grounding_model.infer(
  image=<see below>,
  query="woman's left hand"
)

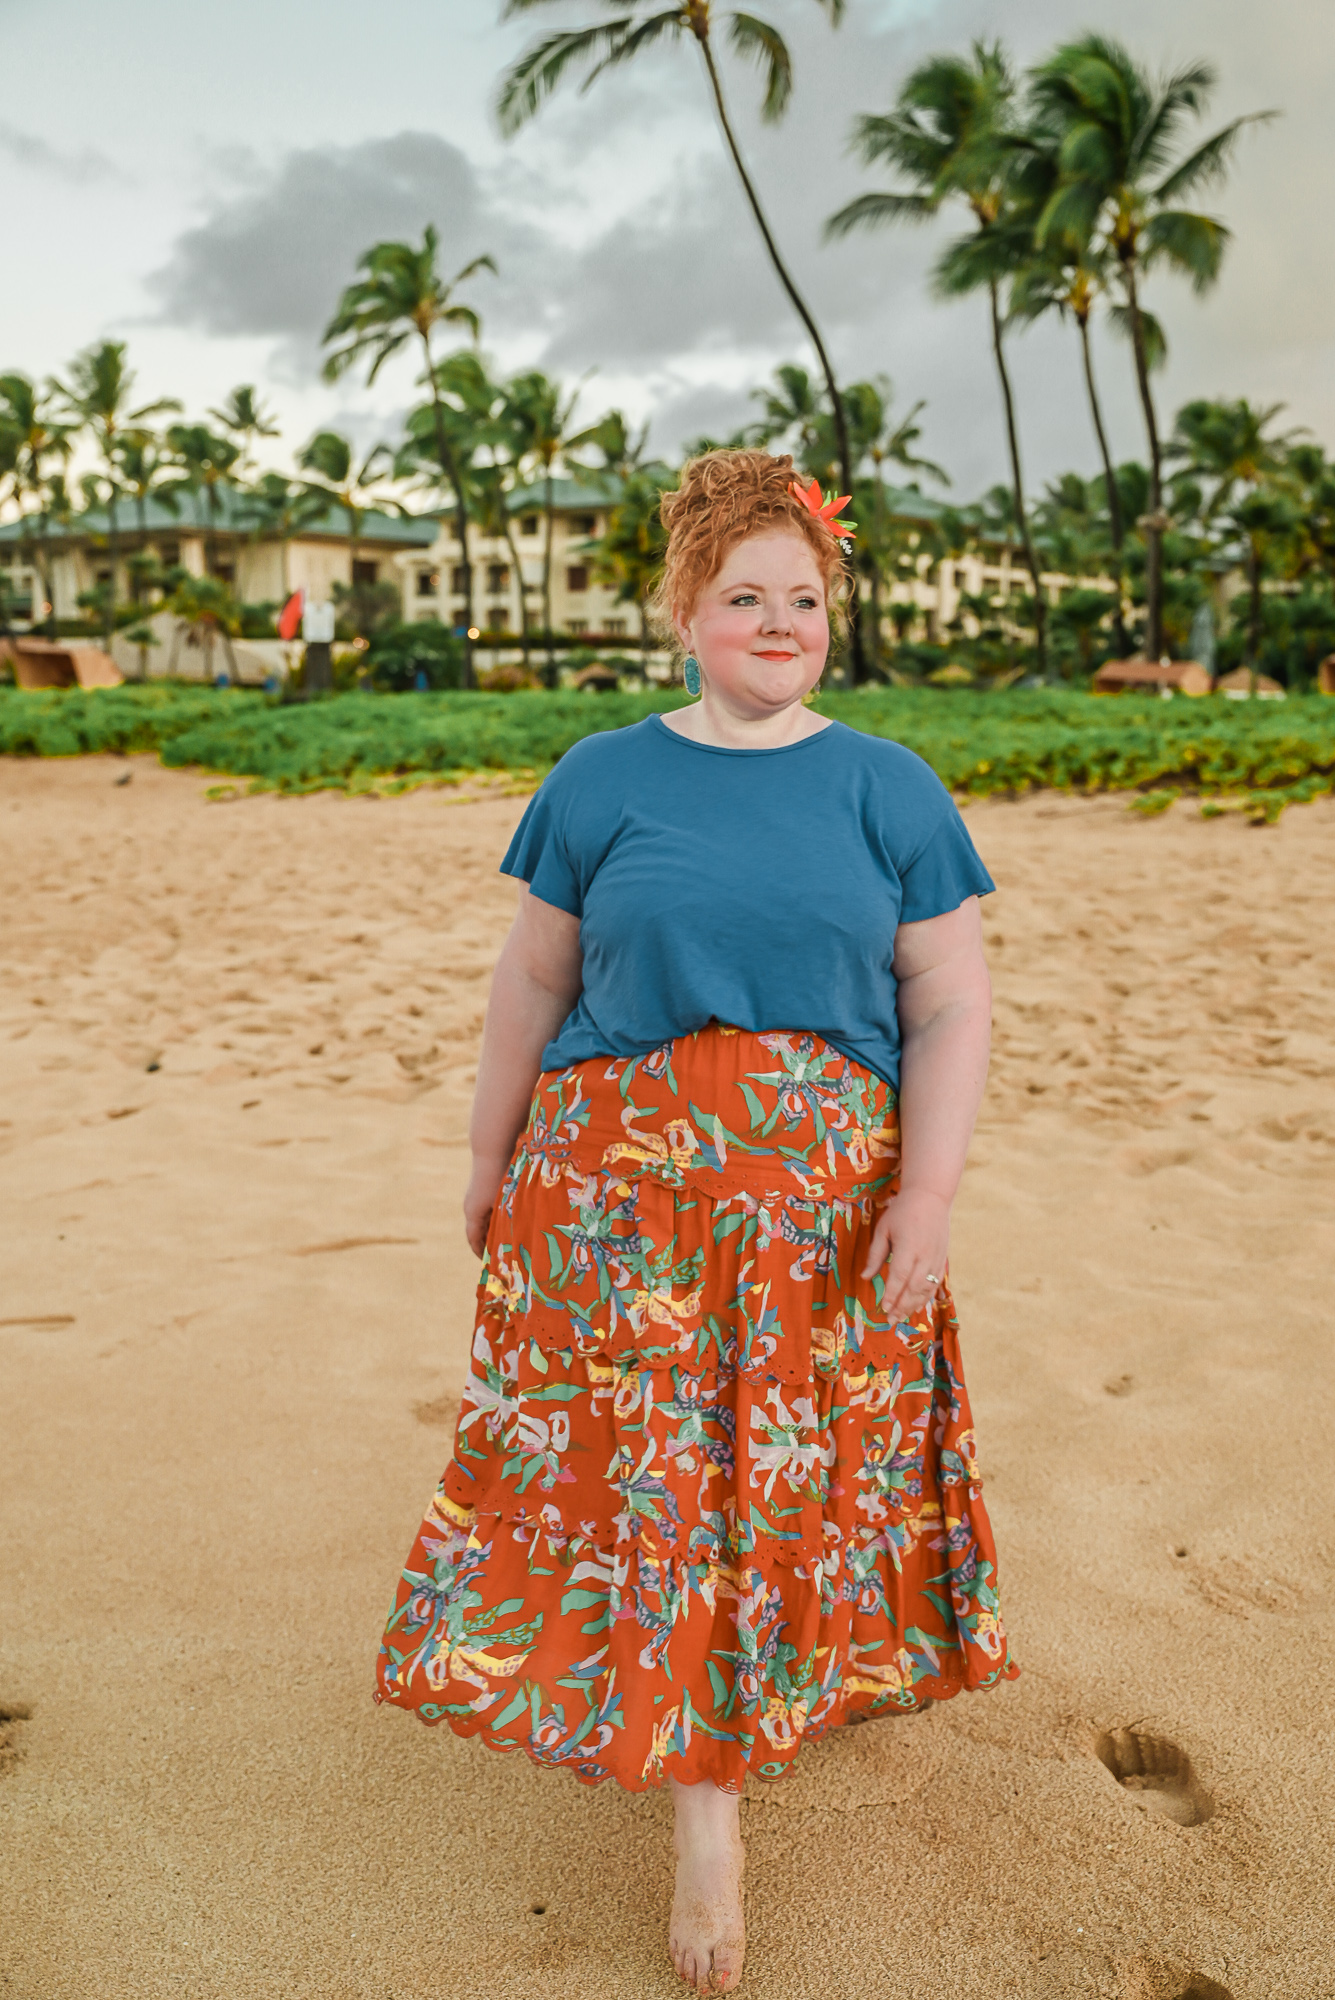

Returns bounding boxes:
[861,1186,951,1321]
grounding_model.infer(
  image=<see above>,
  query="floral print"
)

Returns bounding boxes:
[376,1026,1016,1790]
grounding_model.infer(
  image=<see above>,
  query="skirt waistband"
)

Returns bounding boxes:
[523,1026,899,1198]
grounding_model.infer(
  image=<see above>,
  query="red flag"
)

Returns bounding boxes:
[278,589,304,641]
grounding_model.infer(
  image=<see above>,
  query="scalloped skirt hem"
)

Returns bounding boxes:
[373,1656,1018,1794]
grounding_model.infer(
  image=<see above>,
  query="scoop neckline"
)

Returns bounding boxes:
[649,713,840,757]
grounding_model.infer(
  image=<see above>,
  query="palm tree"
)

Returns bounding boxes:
[0,418,20,637]
[112,432,179,552]
[1027,36,1274,661]
[502,369,603,683]
[828,42,1051,677]
[1169,398,1303,687]
[165,573,242,684]
[237,473,330,600]
[295,430,393,594]
[207,384,280,476]
[0,373,75,635]
[844,377,948,673]
[568,408,652,481]
[322,227,495,679]
[1009,237,1131,655]
[52,342,180,643]
[592,467,674,667]
[498,0,868,676]
[748,364,830,478]
[163,424,242,579]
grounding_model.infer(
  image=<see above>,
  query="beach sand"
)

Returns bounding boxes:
[1,755,1331,1999]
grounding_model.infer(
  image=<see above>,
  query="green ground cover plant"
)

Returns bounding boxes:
[2,684,1334,820]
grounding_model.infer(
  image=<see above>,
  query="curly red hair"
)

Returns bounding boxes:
[652,449,850,639]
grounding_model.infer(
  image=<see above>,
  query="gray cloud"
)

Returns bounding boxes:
[0,120,125,184]
[146,131,546,363]
[142,0,1335,497]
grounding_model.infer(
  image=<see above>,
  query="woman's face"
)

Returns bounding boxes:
[676,530,830,715]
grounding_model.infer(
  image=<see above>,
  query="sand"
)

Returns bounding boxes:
[1,754,1331,2000]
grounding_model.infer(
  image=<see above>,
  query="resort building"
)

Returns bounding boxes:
[0,489,437,628]
[1,470,1103,671]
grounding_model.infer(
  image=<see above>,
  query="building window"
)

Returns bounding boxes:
[566,565,589,593]
[450,564,470,594]
[486,606,510,630]
[352,558,379,585]
[520,514,539,538]
[94,567,112,586]
[211,562,235,585]
[486,562,510,593]
[566,619,588,635]
[416,569,439,598]
[605,618,627,637]
[569,513,597,537]
[157,539,180,566]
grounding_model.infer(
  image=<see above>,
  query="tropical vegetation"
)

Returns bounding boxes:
[1,681,1332,821]
[1,24,1330,706]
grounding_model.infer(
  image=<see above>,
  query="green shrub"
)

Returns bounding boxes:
[2,682,1334,818]
[364,620,465,692]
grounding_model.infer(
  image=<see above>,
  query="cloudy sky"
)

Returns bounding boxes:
[1,0,1328,500]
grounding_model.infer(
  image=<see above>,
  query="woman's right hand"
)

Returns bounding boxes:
[463,1156,506,1258]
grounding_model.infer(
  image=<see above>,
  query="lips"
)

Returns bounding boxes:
[755,650,796,661]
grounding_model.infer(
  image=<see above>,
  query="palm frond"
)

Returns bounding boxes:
[1130,57,1216,178]
[933,227,1014,300]
[497,20,637,134]
[727,12,793,123]
[322,326,409,386]
[825,189,935,239]
[439,303,483,341]
[1107,300,1167,371]
[1142,208,1229,292]
[1153,112,1276,204]
[452,253,499,286]
[582,10,684,93]
[1035,176,1104,252]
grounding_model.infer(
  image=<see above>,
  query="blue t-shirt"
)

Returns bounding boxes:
[502,714,994,1090]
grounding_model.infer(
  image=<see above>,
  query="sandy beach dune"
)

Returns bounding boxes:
[1,756,1332,1998]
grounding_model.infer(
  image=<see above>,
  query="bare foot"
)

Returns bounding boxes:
[668,1777,746,1994]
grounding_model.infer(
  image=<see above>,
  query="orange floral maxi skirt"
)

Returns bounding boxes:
[375,1026,1017,1790]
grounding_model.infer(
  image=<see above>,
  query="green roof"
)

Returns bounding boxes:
[0,485,437,549]
[505,474,626,514]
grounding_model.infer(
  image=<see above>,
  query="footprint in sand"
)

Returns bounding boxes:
[1120,1963,1233,2000]
[1095,1727,1213,1827]
[413,1394,459,1428]
[1104,1373,1134,1397]
[1188,1555,1304,1618]
[0,1702,32,1776]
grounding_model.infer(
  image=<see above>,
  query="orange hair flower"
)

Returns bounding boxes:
[788,476,857,542]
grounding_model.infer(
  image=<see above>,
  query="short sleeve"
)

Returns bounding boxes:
[896,801,995,923]
[500,780,583,916]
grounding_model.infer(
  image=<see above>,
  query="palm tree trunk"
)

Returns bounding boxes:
[419,331,474,688]
[1077,313,1129,656]
[500,515,530,671]
[693,27,869,684]
[543,470,556,687]
[1122,261,1165,660]
[104,481,119,649]
[1247,539,1261,693]
[988,280,1047,678]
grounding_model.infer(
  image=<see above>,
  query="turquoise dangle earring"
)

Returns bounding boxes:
[683,654,701,696]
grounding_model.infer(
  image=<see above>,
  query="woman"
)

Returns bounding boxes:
[376,450,1017,1994]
